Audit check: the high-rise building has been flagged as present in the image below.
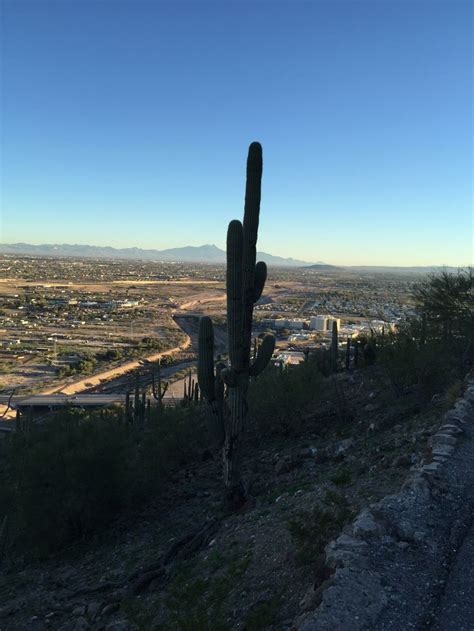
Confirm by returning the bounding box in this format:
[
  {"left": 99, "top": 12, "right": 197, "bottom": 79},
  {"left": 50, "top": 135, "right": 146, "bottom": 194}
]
[{"left": 309, "top": 316, "right": 328, "bottom": 331}]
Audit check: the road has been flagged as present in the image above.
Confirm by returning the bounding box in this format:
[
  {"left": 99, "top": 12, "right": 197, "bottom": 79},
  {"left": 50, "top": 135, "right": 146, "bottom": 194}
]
[
  {"left": 429, "top": 393, "right": 474, "bottom": 631},
  {"left": 42, "top": 337, "right": 191, "bottom": 396},
  {"left": 0, "top": 294, "right": 228, "bottom": 419},
  {"left": 431, "top": 521, "right": 474, "bottom": 631}
]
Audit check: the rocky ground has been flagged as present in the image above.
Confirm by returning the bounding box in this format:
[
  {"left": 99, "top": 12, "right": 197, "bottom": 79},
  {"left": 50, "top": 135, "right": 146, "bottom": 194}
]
[{"left": 0, "top": 366, "right": 463, "bottom": 630}]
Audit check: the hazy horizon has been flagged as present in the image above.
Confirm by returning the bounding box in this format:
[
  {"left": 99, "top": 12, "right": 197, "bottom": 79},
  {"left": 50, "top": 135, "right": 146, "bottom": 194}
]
[
  {"left": 1, "top": 1, "right": 472, "bottom": 266},
  {"left": 0, "top": 239, "right": 471, "bottom": 269}
]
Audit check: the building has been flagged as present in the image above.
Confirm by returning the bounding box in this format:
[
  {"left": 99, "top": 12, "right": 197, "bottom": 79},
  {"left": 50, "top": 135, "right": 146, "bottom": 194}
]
[
  {"left": 326, "top": 318, "right": 341, "bottom": 332},
  {"left": 309, "top": 316, "right": 328, "bottom": 331},
  {"left": 287, "top": 319, "right": 306, "bottom": 330}
]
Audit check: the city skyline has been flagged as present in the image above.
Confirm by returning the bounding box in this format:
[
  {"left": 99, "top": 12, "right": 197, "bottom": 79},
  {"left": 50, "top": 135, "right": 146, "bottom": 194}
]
[{"left": 1, "top": 1, "right": 472, "bottom": 266}]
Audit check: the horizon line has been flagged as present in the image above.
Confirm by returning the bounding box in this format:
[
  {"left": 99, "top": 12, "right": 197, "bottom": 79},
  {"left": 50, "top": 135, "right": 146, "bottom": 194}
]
[{"left": 0, "top": 241, "right": 471, "bottom": 269}]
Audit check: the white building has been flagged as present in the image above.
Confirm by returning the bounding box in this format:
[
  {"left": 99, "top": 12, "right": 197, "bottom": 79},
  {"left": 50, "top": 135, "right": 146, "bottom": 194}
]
[
  {"left": 309, "top": 316, "right": 328, "bottom": 331},
  {"left": 287, "top": 319, "right": 306, "bottom": 330}
]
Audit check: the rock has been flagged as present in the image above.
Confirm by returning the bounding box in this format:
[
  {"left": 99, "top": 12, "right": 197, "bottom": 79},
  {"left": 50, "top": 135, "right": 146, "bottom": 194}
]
[
  {"left": 72, "top": 606, "right": 87, "bottom": 616},
  {"left": 392, "top": 454, "right": 411, "bottom": 467},
  {"left": 335, "top": 439, "right": 354, "bottom": 458},
  {"left": 105, "top": 621, "right": 131, "bottom": 631},
  {"left": 299, "top": 579, "right": 335, "bottom": 612},
  {"left": 397, "top": 541, "right": 410, "bottom": 550},
  {"left": 423, "top": 462, "right": 441, "bottom": 474},
  {"left": 431, "top": 445, "right": 454, "bottom": 457},
  {"left": 325, "top": 534, "right": 369, "bottom": 569},
  {"left": 298, "top": 447, "right": 317, "bottom": 459},
  {"left": 402, "top": 472, "right": 431, "bottom": 498},
  {"left": 444, "top": 411, "right": 466, "bottom": 424},
  {"left": 300, "top": 585, "right": 318, "bottom": 611},
  {"left": 352, "top": 509, "right": 385, "bottom": 539},
  {"left": 274, "top": 457, "right": 298, "bottom": 475},
  {"left": 413, "top": 530, "right": 427, "bottom": 543},
  {"left": 101, "top": 603, "right": 120, "bottom": 616},
  {"left": 87, "top": 602, "right": 101, "bottom": 619},
  {"left": 440, "top": 424, "right": 464, "bottom": 434},
  {"left": 296, "top": 568, "right": 388, "bottom": 631},
  {"left": 431, "top": 434, "right": 457, "bottom": 446},
  {"left": 395, "top": 519, "right": 415, "bottom": 541},
  {"left": 58, "top": 617, "right": 90, "bottom": 631}
]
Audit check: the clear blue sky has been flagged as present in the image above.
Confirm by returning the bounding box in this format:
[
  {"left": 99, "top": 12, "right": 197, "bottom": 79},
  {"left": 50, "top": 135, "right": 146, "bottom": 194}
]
[{"left": 1, "top": 0, "right": 472, "bottom": 265}]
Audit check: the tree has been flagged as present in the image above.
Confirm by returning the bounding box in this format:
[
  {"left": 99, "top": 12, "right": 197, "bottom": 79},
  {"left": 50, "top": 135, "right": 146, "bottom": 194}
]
[{"left": 413, "top": 268, "right": 473, "bottom": 341}]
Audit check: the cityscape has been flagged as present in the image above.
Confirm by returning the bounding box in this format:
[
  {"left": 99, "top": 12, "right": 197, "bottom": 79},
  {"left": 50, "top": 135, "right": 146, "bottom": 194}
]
[
  {"left": 0, "top": 0, "right": 472, "bottom": 629},
  {"left": 0, "top": 252, "right": 421, "bottom": 399}
]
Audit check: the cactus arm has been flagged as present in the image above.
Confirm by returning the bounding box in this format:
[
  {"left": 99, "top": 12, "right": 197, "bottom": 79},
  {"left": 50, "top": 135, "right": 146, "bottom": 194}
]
[
  {"left": 249, "top": 334, "right": 275, "bottom": 377},
  {"left": 226, "top": 219, "right": 244, "bottom": 370},
  {"left": 254, "top": 261, "right": 267, "bottom": 302}
]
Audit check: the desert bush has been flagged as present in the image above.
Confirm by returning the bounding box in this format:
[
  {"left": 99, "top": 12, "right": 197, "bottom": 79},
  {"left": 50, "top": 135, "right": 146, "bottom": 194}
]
[
  {"left": 0, "top": 405, "right": 208, "bottom": 557},
  {"left": 248, "top": 359, "right": 323, "bottom": 435},
  {"left": 374, "top": 270, "right": 473, "bottom": 400},
  {"left": 288, "top": 493, "right": 354, "bottom": 565},
  {"left": 378, "top": 322, "right": 470, "bottom": 401},
  {"left": 413, "top": 268, "right": 473, "bottom": 341}
]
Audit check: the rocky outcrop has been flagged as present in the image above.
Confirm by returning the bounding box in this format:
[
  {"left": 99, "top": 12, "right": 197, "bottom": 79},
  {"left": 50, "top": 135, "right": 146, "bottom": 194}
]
[{"left": 295, "top": 375, "right": 474, "bottom": 630}]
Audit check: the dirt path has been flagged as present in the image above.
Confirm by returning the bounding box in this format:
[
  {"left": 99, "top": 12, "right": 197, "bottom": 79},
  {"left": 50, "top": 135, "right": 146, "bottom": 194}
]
[{"left": 42, "top": 339, "right": 192, "bottom": 396}]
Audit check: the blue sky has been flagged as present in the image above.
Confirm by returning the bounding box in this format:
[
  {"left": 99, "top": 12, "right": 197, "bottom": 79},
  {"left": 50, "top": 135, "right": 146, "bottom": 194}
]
[{"left": 1, "top": 0, "right": 472, "bottom": 265}]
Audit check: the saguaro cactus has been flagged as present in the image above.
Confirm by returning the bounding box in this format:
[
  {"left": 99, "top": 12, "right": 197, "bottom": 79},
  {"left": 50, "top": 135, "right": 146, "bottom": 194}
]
[
  {"left": 198, "top": 142, "right": 275, "bottom": 509},
  {"left": 151, "top": 360, "right": 168, "bottom": 407},
  {"left": 331, "top": 321, "right": 339, "bottom": 372}
]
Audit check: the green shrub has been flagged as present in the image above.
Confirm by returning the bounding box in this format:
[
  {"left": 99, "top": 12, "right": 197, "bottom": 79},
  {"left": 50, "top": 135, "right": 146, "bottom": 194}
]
[
  {"left": 0, "top": 405, "right": 208, "bottom": 557},
  {"left": 378, "top": 325, "right": 469, "bottom": 401},
  {"left": 248, "top": 360, "right": 323, "bottom": 435},
  {"left": 288, "top": 494, "right": 354, "bottom": 565}
]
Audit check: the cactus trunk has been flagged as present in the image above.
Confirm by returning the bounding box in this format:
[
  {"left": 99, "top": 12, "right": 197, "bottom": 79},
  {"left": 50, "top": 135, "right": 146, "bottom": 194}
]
[{"left": 331, "top": 321, "right": 338, "bottom": 372}]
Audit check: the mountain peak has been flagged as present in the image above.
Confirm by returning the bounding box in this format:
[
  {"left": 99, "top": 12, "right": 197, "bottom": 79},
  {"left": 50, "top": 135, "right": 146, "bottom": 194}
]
[{"left": 0, "top": 242, "right": 316, "bottom": 267}]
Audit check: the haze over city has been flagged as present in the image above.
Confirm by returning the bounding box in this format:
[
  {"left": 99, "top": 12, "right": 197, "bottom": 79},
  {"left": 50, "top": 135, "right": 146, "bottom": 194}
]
[{"left": 1, "top": 0, "right": 472, "bottom": 266}]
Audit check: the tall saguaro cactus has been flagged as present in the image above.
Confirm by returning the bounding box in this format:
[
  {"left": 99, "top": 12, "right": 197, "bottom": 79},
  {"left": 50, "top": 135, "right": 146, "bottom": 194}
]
[{"left": 198, "top": 142, "right": 275, "bottom": 509}]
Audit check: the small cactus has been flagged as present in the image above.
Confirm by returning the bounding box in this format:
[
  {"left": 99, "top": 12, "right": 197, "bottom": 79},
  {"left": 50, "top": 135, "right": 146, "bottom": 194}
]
[{"left": 151, "top": 360, "right": 168, "bottom": 407}]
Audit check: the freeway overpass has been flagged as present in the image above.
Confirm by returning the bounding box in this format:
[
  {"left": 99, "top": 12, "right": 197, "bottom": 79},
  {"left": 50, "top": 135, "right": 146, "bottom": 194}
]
[
  {"left": 0, "top": 394, "right": 127, "bottom": 411},
  {"left": 0, "top": 393, "right": 184, "bottom": 414}
]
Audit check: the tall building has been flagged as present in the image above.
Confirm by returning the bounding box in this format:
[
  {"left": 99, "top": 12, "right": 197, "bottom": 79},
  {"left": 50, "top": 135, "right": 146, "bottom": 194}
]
[
  {"left": 326, "top": 318, "right": 341, "bottom": 331},
  {"left": 309, "top": 316, "right": 328, "bottom": 331}
]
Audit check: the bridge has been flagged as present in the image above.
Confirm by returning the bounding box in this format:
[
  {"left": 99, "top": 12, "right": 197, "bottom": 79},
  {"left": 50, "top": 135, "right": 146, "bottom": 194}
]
[
  {"left": 0, "top": 393, "right": 127, "bottom": 412},
  {"left": 0, "top": 392, "right": 184, "bottom": 414}
]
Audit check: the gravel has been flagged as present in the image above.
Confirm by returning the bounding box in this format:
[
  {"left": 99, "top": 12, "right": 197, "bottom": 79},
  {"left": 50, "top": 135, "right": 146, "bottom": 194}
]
[{"left": 295, "top": 375, "right": 474, "bottom": 630}]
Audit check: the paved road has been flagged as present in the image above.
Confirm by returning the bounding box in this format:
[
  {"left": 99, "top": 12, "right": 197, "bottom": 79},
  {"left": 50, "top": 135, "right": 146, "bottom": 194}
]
[
  {"left": 431, "top": 521, "right": 474, "bottom": 631},
  {"left": 429, "top": 390, "right": 474, "bottom": 631}
]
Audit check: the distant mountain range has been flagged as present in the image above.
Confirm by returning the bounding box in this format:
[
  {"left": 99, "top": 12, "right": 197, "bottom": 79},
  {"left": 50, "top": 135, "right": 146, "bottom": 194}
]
[
  {"left": 0, "top": 242, "right": 319, "bottom": 267},
  {"left": 0, "top": 243, "right": 462, "bottom": 274}
]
